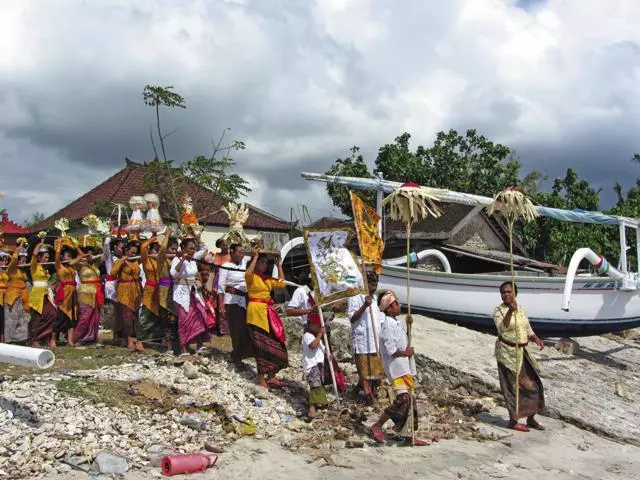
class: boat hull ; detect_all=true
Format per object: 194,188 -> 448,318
379,265 -> 640,337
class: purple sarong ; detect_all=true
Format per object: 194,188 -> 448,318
176,291 -> 210,347
74,302 -> 101,344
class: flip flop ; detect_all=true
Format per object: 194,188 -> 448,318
370,425 -> 385,443
527,420 -> 546,431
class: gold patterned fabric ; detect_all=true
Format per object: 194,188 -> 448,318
28,261 -> 50,315
493,304 -> 539,374
77,264 -> 101,307
350,192 -> 384,274
111,258 -> 142,312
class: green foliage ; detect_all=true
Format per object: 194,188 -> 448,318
182,134 -> 251,203
142,85 -> 186,110
324,146 -> 376,217
23,211 -> 46,227
140,85 -> 251,225
522,168 -> 612,265
374,129 -> 521,196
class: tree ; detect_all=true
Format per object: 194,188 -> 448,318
522,168 -> 612,265
140,85 -> 251,225
182,130 -> 250,202
374,129 -> 521,196
324,146 -> 376,217
24,212 -> 46,227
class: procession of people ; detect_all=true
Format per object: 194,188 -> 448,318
0,194 -> 547,446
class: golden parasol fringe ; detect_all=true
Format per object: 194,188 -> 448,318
381,183 -> 443,445
486,186 -> 539,417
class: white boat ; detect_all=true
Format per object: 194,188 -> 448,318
292,172 -> 640,337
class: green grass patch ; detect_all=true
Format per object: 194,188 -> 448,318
56,378 -> 179,414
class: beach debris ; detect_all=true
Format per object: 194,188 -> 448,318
555,338 -> 580,356
93,452 -> 130,475
615,382 -> 631,400
182,361 -> 200,379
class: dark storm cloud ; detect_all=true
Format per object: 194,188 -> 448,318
2,0 -> 640,225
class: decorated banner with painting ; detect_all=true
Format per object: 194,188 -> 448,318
350,191 -> 384,274
304,228 -> 366,304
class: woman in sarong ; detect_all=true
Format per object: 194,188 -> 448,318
170,237 -> 210,355
111,239 -> 143,351
138,235 -> 163,343
28,243 -> 57,347
494,281 -> 546,432
245,247 -> 288,389
0,250 -> 11,342
74,244 -> 104,345
158,230 -> 178,353
54,241 -> 80,346
197,262 -> 217,332
4,245 -> 30,343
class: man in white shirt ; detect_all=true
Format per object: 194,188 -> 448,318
217,243 -> 254,364
370,290 -> 427,446
286,271 -> 316,327
348,270 -> 384,404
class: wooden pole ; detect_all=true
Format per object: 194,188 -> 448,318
508,217 -> 520,417
316,303 -> 340,407
406,222 -> 415,445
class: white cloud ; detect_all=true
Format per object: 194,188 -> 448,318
1,0 -> 640,227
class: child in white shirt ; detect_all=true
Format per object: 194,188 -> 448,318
302,316 -> 327,419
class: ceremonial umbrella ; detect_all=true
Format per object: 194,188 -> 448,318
486,186 -> 539,416
381,182 -> 442,444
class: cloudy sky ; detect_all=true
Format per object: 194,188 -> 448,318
2,0 -> 640,226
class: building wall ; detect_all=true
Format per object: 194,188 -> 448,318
450,215 -> 506,251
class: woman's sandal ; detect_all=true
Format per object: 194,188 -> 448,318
526,419 -> 546,431
369,425 -> 385,443
509,422 -> 530,432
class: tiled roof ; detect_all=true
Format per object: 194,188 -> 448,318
31,159 -> 295,232
1,212 -> 30,235
385,202 -> 476,239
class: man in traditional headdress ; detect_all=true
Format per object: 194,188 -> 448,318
348,270 -> 385,404
370,290 -> 427,445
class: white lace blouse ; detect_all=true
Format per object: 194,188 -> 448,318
170,249 -> 206,312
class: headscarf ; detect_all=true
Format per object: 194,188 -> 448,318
379,290 -> 398,313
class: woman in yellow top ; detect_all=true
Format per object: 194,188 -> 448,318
28,242 -> 57,347
0,250 -> 11,342
138,233 -> 171,343
111,239 -> 143,351
54,242 -> 80,346
493,281 -> 546,432
74,243 -> 104,345
245,246 -> 288,389
4,245 -> 30,343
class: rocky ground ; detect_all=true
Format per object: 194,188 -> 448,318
1,314 -> 639,479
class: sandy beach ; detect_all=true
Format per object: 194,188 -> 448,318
3,314 -> 640,480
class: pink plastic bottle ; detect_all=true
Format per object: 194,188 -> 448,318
161,453 -> 218,476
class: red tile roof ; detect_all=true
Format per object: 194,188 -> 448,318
1,212 -> 30,235
31,159 -> 295,232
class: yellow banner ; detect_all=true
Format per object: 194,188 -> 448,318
350,191 -> 384,274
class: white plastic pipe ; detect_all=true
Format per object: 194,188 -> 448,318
561,248 -> 626,311
383,249 -> 452,273
0,344 -> 56,369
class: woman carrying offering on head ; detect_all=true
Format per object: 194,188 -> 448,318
28,242 -> 57,348
0,250 -> 10,342
110,238 -> 143,351
54,241 -> 81,346
245,246 -> 288,389
494,281 -> 546,432
170,237 -> 210,355
4,244 -> 30,343
74,244 -> 104,345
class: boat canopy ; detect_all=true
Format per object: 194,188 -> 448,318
301,172 -> 639,227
